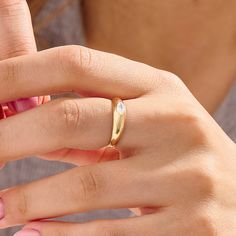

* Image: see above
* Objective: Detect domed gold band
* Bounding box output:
[109,98,126,147]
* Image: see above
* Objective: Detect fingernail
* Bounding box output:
[8,97,39,113]
[0,199,5,220]
[13,229,41,236]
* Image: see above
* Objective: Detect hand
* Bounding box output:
[0,45,235,235]
[0,0,48,119]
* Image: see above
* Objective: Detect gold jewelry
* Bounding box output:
[109,98,126,146]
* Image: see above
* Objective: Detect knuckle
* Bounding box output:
[0,60,23,97]
[16,188,29,217]
[54,99,81,135]
[57,45,93,77]
[62,100,80,131]
[153,69,185,91]
[196,213,218,236]
[72,168,103,203]
[144,100,209,148]
[4,42,33,58]
[175,106,209,147]
[163,71,183,86]
[189,160,217,199]
[13,187,30,219]
[4,60,20,86]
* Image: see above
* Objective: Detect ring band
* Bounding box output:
[109,98,126,146]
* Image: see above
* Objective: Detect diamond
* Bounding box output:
[116,101,126,115]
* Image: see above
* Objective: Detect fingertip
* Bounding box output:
[8,97,39,113]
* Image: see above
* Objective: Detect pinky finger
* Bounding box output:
[16,216,159,236]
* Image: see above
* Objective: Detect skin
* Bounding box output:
[0,0,35,119]
[0,0,236,235]
[0,0,48,119]
[1,46,236,236]
[82,0,236,113]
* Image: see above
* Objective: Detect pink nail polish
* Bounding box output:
[13,229,41,236]
[0,199,5,220]
[8,97,39,113]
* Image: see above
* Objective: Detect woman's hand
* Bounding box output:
[0,46,235,235]
[0,0,48,119]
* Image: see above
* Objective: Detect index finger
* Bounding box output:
[0,45,170,103]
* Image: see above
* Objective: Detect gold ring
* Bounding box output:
[109,98,126,146]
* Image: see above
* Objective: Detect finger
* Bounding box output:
[0,0,49,114]
[16,215,160,236]
[0,45,168,103]
[0,159,165,228]
[0,0,36,59]
[0,97,139,163]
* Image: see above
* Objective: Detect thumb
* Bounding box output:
[0,0,48,114]
[0,0,36,59]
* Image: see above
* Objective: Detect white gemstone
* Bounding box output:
[116,101,125,114]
